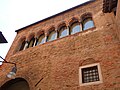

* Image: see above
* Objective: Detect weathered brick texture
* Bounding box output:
[0,0,120,90]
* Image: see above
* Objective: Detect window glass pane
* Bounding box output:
[28,37,35,48]
[24,42,28,50]
[83,18,94,30]
[19,41,26,51]
[59,26,68,38]
[47,31,57,42]
[70,22,81,34]
[82,66,99,83]
[37,34,45,45]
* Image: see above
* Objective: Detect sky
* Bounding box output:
[0,0,89,59]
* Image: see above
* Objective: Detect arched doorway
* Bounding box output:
[0,78,30,90]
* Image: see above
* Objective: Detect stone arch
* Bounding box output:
[15,36,26,52]
[57,22,67,31]
[36,30,45,38]
[27,32,35,41]
[18,36,26,43]
[79,58,98,66]
[0,78,30,90]
[47,26,56,35]
[80,12,95,30]
[68,17,79,26]
[27,32,36,48]
[80,12,93,21]
[46,26,57,42]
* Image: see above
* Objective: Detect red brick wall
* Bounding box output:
[0,0,120,90]
[116,0,120,40]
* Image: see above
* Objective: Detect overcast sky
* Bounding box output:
[0,0,89,59]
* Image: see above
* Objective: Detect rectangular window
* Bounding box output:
[79,63,103,86]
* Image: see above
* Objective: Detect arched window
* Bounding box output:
[19,40,26,51]
[47,30,57,42]
[37,34,45,45]
[58,26,68,38]
[82,17,94,30]
[28,37,35,48]
[70,22,81,35]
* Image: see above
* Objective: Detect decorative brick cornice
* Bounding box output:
[103,0,118,13]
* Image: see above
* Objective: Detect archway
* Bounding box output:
[0,78,30,90]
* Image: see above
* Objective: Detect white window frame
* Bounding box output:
[79,63,103,86]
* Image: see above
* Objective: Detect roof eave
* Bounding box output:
[15,0,95,33]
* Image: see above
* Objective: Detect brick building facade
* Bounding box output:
[0,0,120,90]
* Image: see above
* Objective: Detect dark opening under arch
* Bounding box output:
[0,78,30,90]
